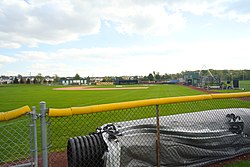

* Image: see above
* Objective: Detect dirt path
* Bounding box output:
[181,84,218,94]
[44,151,250,167]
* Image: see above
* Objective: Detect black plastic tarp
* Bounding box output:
[100,108,250,167]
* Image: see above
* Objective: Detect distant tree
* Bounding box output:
[86,76,90,84]
[153,71,156,78]
[102,76,112,82]
[26,78,31,84]
[53,74,60,84]
[20,76,25,84]
[148,73,154,81]
[175,73,183,79]
[155,72,161,80]
[162,74,169,80]
[33,78,37,84]
[36,73,43,84]
[140,76,148,81]
[13,77,19,84]
[116,77,123,81]
[74,73,80,80]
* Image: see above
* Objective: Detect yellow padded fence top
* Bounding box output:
[0,105,31,122]
[49,92,250,117]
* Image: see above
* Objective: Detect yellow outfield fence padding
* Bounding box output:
[211,92,250,99]
[70,94,212,115]
[49,108,72,117]
[0,105,31,121]
[49,92,250,117]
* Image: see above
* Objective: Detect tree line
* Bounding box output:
[147,70,250,81]
[5,69,250,85]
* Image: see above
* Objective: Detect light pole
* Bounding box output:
[243,70,245,80]
[231,73,234,89]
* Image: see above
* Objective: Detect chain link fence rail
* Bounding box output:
[48,92,250,167]
[0,106,37,167]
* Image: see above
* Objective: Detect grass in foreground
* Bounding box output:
[225,160,250,167]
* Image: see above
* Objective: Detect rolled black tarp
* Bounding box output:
[67,108,250,167]
[102,108,250,167]
[67,133,107,167]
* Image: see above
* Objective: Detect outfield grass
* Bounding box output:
[225,161,250,167]
[212,80,250,93]
[0,84,204,112]
[241,80,250,90]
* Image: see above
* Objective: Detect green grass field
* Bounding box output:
[1,81,249,112]
[1,84,250,166]
[211,80,250,93]
[0,84,204,112]
[241,80,250,90]
[225,161,250,167]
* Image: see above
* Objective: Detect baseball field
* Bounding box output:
[1,83,250,166]
[1,81,250,113]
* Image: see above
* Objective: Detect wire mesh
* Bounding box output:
[48,97,250,167]
[0,115,34,167]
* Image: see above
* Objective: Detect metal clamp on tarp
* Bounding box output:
[95,123,122,167]
[96,123,122,142]
[227,113,244,135]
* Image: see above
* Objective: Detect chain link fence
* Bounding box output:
[48,94,250,167]
[1,93,250,167]
[0,114,34,167]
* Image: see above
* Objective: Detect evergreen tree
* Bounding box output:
[13,77,19,84]
[148,73,154,81]
[26,78,31,84]
[74,73,80,80]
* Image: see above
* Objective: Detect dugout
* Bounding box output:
[115,80,139,85]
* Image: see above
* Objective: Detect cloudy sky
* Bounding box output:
[0,0,249,77]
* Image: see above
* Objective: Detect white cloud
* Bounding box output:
[0,55,17,63]
[17,51,52,61]
[0,0,186,48]
[9,37,248,76]
[0,55,17,70]
[29,63,73,76]
[1,0,250,48]
[0,42,21,49]
[0,0,101,48]
[227,11,250,23]
[173,0,250,22]
[102,2,186,36]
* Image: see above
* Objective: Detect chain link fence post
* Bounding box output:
[156,105,161,167]
[31,106,38,167]
[40,101,48,167]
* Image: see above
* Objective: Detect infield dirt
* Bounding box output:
[53,86,148,91]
